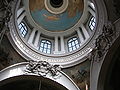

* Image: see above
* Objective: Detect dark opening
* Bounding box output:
[50,0,63,8]
[0,76,68,90]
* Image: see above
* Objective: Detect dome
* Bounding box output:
[8,0,97,67]
[0,0,120,90]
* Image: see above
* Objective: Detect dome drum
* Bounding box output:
[7,0,107,68]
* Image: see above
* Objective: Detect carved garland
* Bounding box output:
[25,60,62,78]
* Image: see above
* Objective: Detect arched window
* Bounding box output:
[68,37,80,52]
[88,16,96,31]
[39,40,52,54]
[18,22,28,37]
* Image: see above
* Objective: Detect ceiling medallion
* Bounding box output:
[29,0,84,31]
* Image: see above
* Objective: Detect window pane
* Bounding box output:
[23,31,26,35]
[92,22,95,26]
[20,27,24,32]
[73,38,76,40]
[44,44,47,48]
[72,42,75,46]
[69,48,72,52]
[68,43,72,47]
[68,39,72,42]
[76,44,80,48]
[40,47,43,52]
[48,45,51,49]
[90,2,95,9]
[43,48,47,53]
[75,40,78,44]
[47,50,50,54]
[73,46,76,50]
[18,24,22,29]
[22,34,24,37]
[90,26,94,30]
[40,43,44,47]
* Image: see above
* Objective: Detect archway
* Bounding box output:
[0,75,68,90]
[97,36,120,90]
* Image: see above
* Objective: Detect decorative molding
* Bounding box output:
[90,21,117,62]
[25,60,62,79]
[8,18,92,67]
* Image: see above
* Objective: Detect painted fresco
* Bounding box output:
[29,0,84,31]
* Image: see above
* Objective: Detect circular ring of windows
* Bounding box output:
[16,0,96,55]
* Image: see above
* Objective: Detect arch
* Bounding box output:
[0,62,80,90]
[96,35,120,90]
[0,75,68,90]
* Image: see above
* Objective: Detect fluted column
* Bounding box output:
[28,28,36,44]
[17,7,25,18]
[60,36,65,53]
[88,7,95,17]
[76,28,84,44]
[80,24,90,39]
[34,31,41,49]
[54,36,59,54]
[17,12,26,25]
